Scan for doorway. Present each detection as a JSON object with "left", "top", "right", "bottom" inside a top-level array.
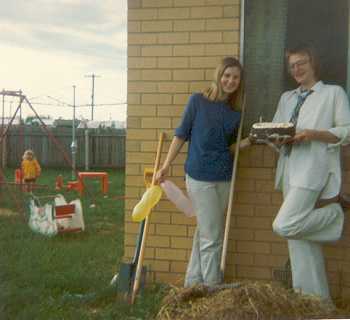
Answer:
[{"left": 244, "top": 0, "right": 349, "bottom": 130}]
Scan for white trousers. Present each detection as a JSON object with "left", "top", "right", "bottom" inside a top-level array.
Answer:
[
  {"left": 184, "top": 175, "right": 230, "bottom": 287},
  {"left": 273, "top": 161, "right": 344, "bottom": 299}
]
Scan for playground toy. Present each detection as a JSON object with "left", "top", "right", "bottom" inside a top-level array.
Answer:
[
  {"left": 78, "top": 171, "right": 109, "bottom": 195},
  {"left": 55, "top": 171, "right": 109, "bottom": 196},
  {"left": 15, "top": 168, "right": 23, "bottom": 184},
  {"left": 55, "top": 174, "right": 82, "bottom": 193},
  {"left": 54, "top": 194, "right": 85, "bottom": 233},
  {"left": 28, "top": 194, "right": 85, "bottom": 236},
  {"left": 13, "top": 168, "right": 48, "bottom": 192}
]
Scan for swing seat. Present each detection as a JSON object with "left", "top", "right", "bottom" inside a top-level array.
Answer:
[
  {"left": 54, "top": 195, "right": 85, "bottom": 233},
  {"left": 55, "top": 204, "right": 76, "bottom": 219}
]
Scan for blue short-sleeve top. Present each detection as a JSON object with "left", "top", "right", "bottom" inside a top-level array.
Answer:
[{"left": 175, "top": 93, "right": 241, "bottom": 181}]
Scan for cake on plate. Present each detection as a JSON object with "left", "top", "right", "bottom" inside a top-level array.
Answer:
[{"left": 249, "top": 122, "right": 295, "bottom": 144}]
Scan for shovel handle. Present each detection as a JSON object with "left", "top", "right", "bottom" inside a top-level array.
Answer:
[
  {"left": 131, "top": 131, "right": 165, "bottom": 304},
  {"left": 131, "top": 220, "right": 145, "bottom": 265},
  {"left": 220, "top": 95, "right": 246, "bottom": 275}
]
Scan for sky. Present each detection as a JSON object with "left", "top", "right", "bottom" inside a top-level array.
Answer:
[{"left": 0, "top": 0, "right": 127, "bottom": 123}]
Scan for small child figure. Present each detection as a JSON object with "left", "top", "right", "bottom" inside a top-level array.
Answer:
[{"left": 21, "top": 149, "right": 41, "bottom": 192}]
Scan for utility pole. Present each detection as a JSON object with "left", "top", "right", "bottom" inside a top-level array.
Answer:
[
  {"left": 9, "top": 101, "right": 13, "bottom": 118},
  {"left": 1, "top": 92, "right": 4, "bottom": 168},
  {"left": 71, "top": 85, "right": 77, "bottom": 180},
  {"left": 85, "top": 73, "right": 100, "bottom": 121},
  {"left": 2, "top": 91, "right": 4, "bottom": 128}
]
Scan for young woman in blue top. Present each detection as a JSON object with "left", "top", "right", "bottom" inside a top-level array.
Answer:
[{"left": 156, "top": 57, "right": 250, "bottom": 287}]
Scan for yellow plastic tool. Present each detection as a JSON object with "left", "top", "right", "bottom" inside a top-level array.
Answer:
[
  {"left": 143, "top": 168, "right": 154, "bottom": 188},
  {"left": 132, "top": 185, "right": 162, "bottom": 222}
]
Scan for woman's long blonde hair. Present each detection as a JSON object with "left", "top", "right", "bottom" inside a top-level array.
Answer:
[{"left": 202, "top": 56, "right": 244, "bottom": 112}]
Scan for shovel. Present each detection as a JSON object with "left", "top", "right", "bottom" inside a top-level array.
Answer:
[
  {"left": 116, "top": 220, "right": 147, "bottom": 301},
  {"left": 116, "top": 132, "right": 165, "bottom": 302},
  {"left": 130, "top": 131, "right": 165, "bottom": 304}
]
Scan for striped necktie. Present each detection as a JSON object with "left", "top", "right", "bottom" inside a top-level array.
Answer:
[{"left": 284, "top": 89, "right": 313, "bottom": 156}]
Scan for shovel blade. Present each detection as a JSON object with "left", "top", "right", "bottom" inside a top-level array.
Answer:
[{"left": 116, "top": 262, "right": 147, "bottom": 301}]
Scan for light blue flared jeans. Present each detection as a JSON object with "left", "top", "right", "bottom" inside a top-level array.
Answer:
[{"left": 184, "top": 175, "right": 230, "bottom": 287}]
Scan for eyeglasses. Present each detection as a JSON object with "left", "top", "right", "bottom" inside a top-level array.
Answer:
[{"left": 288, "top": 59, "right": 309, "bottom": 71}]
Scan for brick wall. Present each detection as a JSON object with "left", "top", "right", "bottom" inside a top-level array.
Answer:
[{"left": 126, "top": 0, "right": 350, "bottom": 299}]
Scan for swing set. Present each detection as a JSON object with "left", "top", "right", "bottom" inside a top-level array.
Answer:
[{"left": 0, "top": 90, "right": 92, "bottom": 233}]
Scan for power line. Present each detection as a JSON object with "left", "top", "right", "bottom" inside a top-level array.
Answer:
[
  {"left": 30, "top": 101, "right": 126, "bottom": 108},
  {"left": 29, "top": 102, "right": 71, "bottom": 107},
  {"left": 75, "top": 103, "right": 127, "bottom": 107},
  {"left": 47, "top": 95, "right": 72, "bottom": 106}
]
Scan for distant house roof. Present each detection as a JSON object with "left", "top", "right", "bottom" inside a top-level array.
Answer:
[
  {"left": 0, "top": 117, "right": 21, "bottom": 125},
  {"left": 54, "top": 119, "right": 73, "bottom": 127},
  {"left": 77, "top": 120, "right": 126, "bottom": 129},
  {"left": 25, "top": 116, "right": 55, "bottom": 126},
  {"left": 77, "top": 120, "right": 99, "bottom": 129}
]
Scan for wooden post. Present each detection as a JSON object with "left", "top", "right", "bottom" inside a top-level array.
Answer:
[{"left": 220, "top": 95, "right": 246, "bottom": 276}]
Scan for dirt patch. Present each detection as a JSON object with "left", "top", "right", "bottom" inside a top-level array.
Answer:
[{"left": 156, "top": 282, "right": 346, "bottom": 320}]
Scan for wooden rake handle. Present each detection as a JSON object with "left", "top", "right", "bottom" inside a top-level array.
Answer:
[
  {"left": 220, "top": 95, "right": 247, "bottom": 275},
  {"left": 131, "top": 131, "right": 165, "bottom": 304}
]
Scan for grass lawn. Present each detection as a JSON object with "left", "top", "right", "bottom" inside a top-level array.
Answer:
[{"left": 0, "top": 168, "right": 165, "bottom": 320}]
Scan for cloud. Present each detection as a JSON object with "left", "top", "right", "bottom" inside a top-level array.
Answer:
[
  {"left": 0, "top": 43, "right": 127, "bottom": 121},
  {"left": 0, "top": 0, "right": 127, "bottom": 69},
  {"left": 0, "top": 0, "right": 127, "bottom": 29},
  {"left": 0, "top": 1, "right": 127, "bottom": 121}
]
